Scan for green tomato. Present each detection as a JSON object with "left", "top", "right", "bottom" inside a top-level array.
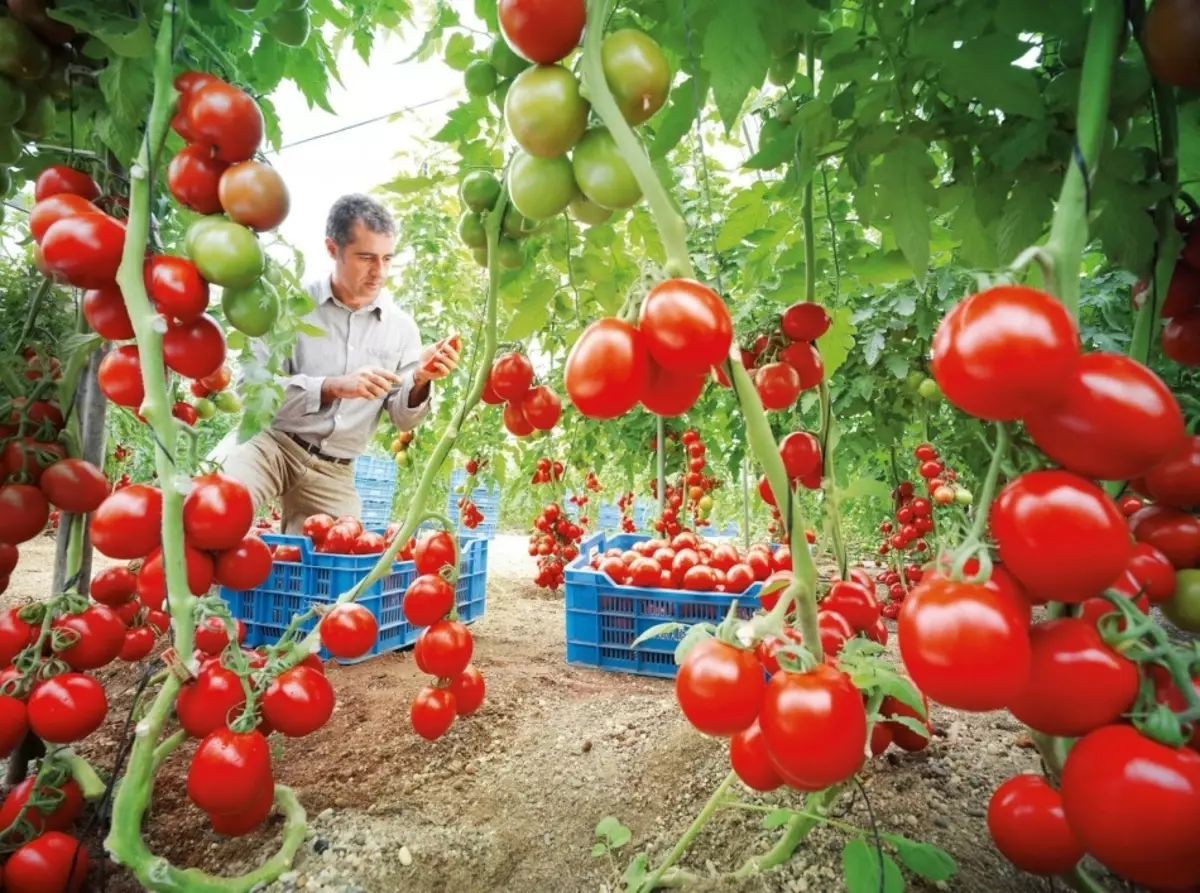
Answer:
[
  {"left": 459, "top": 170, "right": 501, "bottom": 214},
  {"left": 395, "top": 450, "right": 409, "bottom": 467},
  {"left": 767, "top": 52, "right": 798, "bottom": 88},
  {"left": 569, "top": 194, "right": 614, "bottom": 226},
  {"left": 188, "top": 220, "right": 265, "bottom": 288},
  {"left": 571, "top": 128, "right": 641, "bottom": 210},
  {"left": 471, "top": 247, "right": 489, "bottom": 268},
  {"left": 759, "top": 116, "right": 784, "bottom": 145},
  {"left": 496, "top": 237, "right": 524, "bottom": 270},
  {"left": 698, "top": 495, "right": 713, "bottom": 511},
  {"left": 222, "top": 279, "right": 281, "bottom": 337},
  {"left": 955, "top": 488, "right": 974, "bottom": 506},
  {"left": 1111, "top": 57, "right": 1151, "bottom": 110},
  {"left": 489, "top": 37, "right": 531, "bottom": 79},
  {"left": 184, "top": 216, "right": 228, "bottom": 258},
  {"left": 193, "top": 397, "right": 216, "bottom": 420},
  {"left": 508, "top": 151, "right": 576, "bottom": 221},
  {"left": 918, "top": 378, "right": 940, "bottom": 400},
  {"left": 767, "top": 29, "right": 801, "bottom": 58},
  {"left": 464, "top": 60, "right": 498, "bottom": 97},
  {"left": 213, "top": 390, "right": 242, "bottom": 413},
  {"left": 0, "top": 75, "right": 26, "bottom": 127},
  {"left": 0, "top": 19, "right": 51, "bottom": 81},
  {"left": 491, "top": 77, "right": 512, "bottom": 113},
  {"left": 14, "top": 90, "right": 53, "bottom": 140},
  {"left": 906, "top": 370, "right": 924, "bottom": 390},
  {"left": 601, "top": 29, "right": 671, "bottom": 126},
  {"left": 776, "top": 97, "right": 797, "bottom": 124},
  {"left": 502, "top": 205, "right": 535, "bottom": 240},
  {"left": 262, "top": 258, "right": 284, "bottom": 287},
  {"left": 458, "top": 211, "right": 488, "bottom": 249},
  {"left": 0, "top": 127, "right": 22, "bottom": 166},
  {"left": 264, "top": 8, "right": 311, "bottom": 47},
  {"left": 505, "top": 65, "right": 589, "bottom": 158},
  {"left": 1163, "top": 570, "right": 1200, "bottom": 634}
]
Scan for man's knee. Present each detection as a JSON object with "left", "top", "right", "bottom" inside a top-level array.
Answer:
[{"left": 221, "top": 431, "right": 284, "bottom": 509}]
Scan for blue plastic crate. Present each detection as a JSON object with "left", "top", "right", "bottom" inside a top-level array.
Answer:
[
  {"left": 359, "top": 495, "right": 392, "bottom": 528},
  {"left": 355, "top": 478, "right": 395, "bottom": 500},
  {"left": 564, "top": 532, "right": 769, "bottom": 678},
  {"left": 225, "top": 532, "right": 488, "bottom": 664},
  {"left": 354, "top": 455, "right": 397, "bottom": 483}
]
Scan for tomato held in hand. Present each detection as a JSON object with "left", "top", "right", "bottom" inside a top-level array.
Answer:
[
  {"left": 674, "top": 637, "right": 764, "bottom": 737},
  {"left": 988, "top": 774, "right": 1084, "bottom": 876},
  {"left": 564, "top": 317, "right": 651, "bottom": 419},
  {"left": 411, "top": 685, "right": 457, "bottom": 740},
  {"left": 729, "top": 719, "right": 784, "bottom": 792},
  {"left": 498, "top": 0, "right": 585, "bottom": 64},
  {"left": 262, "top": 665, "right": 335, "bottom": 737},
  {"left": 639, "top": 278, "right": 733, "bottom": 376}
]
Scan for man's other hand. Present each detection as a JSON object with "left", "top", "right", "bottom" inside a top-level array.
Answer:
[
  {"left": 324, "top": 367, "right": 402, "bottom": 400},
  {"left": 415, "top": 338, "right": 461, "bottom": 386}
]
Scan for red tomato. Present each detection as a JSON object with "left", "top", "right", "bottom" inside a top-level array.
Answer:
[
  {"left": 34, "top": 165, "right": 100, "bottom": 203},
  {"left": 564, "top": 318, "right": 651, "bottom": 419},
  {"left": 498, "top": 0, "right": 585, "bottom": 64},
  {"left": 779, "top": 341, "right": 824, "bottom": 390},
  {"left": 0, "top": 696, "right": 27, "bottom": 758},
  {"left": 91, "top": 485, "right": 163, "bottom": 560},
  {"left": 1060, "top": 725, "right": 1200, "bottom": 889},
  {"left": 183, "top": 473, "right": 254, "bottom": 551},
  {"left": 448, "top": 665, "right": 485, "bottom": 716},
  {"left": 1127, "top": 543, "right": 1180, "bottom": 603},
  {"left": 682, "top": 564, "right": 717, "bottom": 591},
  {"left": 503, "top": 400, "right": 534, "bottom": 437},
  {"left": 167, "top": 144, "right": 229, "bottom": 213},
  {"left": 186, "top": 81, "right": 264, "bottom": 163},
  {"left": 411, "top": 685, "right": 457, "bottom": 740},
  {"left": 779, "top": 432, "right": 821, "bottom": 480},
  {"left": 626, "top": 556, "right": 662, "bottom": 587},
  {"left": 0, "top": 776, "right": 83, "bottom": 835},
  {"left": 821, "top": 581, "right": 881, "bottom": 632},
  {"left": 193, "top": 616, "right": 246, "bottom": 656},
  {"left": 163, "top": 313, "right": 227, "bottom": 381},
  {"left": 881, "top": 693, "right": 930, "bottom": 751},
  {"left": 987, "top": 774, "right": 1084, "bottom": 876},
  {"left": 674, "top": 638, "right": 764, "bottom": 736},
  {"left": 521, "top": 385, "right": 563, "bottom": 430},
  {"left": 208, "top": 780, "right": 274, "bottom": 837},
  {"left": 38, "top": 459, "right": 109, "bottom": 514},
  {"left": 27, "top": 673, "right": 108, "bottom": 743},
  {"left": 897, "top": 578, "right": 1032, "bottom": 711},
  {"left": 780, "top": 301, "right": 831, "bottom": 342},
  {"left": 932, "top": 285, "right": 1079, "bottom": 421},
  {"left": 0, "top": 484, "right": 48, "bottom": 545},
  {"left": 119, "top": 626, "right": 157, "bottom": 662},
  {"left": 40, "top": 213, "right": 126, "bottom": 289},
  {"left": 754, "top": 362, "right": 802, "bottom": 410},
  {"left": 302, "top": 513, "right": 336, "bottom": 545},
  {"left": 29, "top": 193, "right": 101, "bottom": 244},
  {"left": 1162, "top": 310, "right": 1200, "bottom": 367},
  {"left": 816, "top": 610, "right": 854, "bottom": 658},
  {"left": 725, "top": 563, "right": 755, "bottom": 593},
  {"left": 96, "top": 344, "right": 149, "bottom": 409},
  {"left": 758, "top": 664, "right": 866, "bottom": 790},
  {"left": 171, "top": 70, "right": 220, "bottom": 139},
  {"left": 214, "top": 535, "right": 273, "bottom": 591},
  {"left": 262, "top": 666, "right": 335, "bottom": 737},
  {"left": 273, "top": 544, "right": 302, "bottom": 563},
  {"left": 175, "top": 665, "right": 247, "bottom": 738},
  {"left": 5, "top": 831, "right": 89, "bottom": 893},
  {"left": 1130, "top": 505, "right": 1200, "bottom": 570},
  {"left": 989, "top": 470, "right": 1131, "bottom": 603},
  {"left": 1144, "top": 435, "right": 1200, "bottom": 510},
  {"left": 415, "top": 531, "right": 457, "bottom": 575},
  {"left": 89, "top": 567, "right": 137, "bottom": 606},
  {"left": 744, "top": 550, "right": 772, "bottom": 581},
  {"left": 403, "top": 574, "right": 455, "bottom": 626},
  {"left": 187, "top": 728, "right": 273, "bottom": 815},
  {"left": 729, "top": 719, "right": 784, "bottom": 792},
  {"left": 489, "top": 352, "right": 534, "bottom": 402},
  {"left": 319, "top": 603, "right": 379, "bottom": 659},
  {"left": 136, "top": 544, "right": 215, "bottom": 609},
  {"left": 82, "top": 284, "right": 135, "bottom": 340},
  {"left": 145, "top": 255, "right": 210, "bottom": 323},
  {"left": 598, "top": 556, "right": 628, "bottom": 584},
  {"left": 414, "top": 621, "right": 474, "bottom": 679},
  {"left": 640, "top": 358, "right": 706, "bottom": 417},
  {"left": 639, "top": 278, "right": 733, "bottom": 376},
  {"left": 1151, "top": 666, "right": 1200, "bottom": 751},
  {"left": 51, "top": 605, "right": 126, "bottom": 671}
]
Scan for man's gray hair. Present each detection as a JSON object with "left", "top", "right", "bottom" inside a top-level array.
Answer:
[{"left": 325, "top": 194, "right": 396, "bottom": 249}]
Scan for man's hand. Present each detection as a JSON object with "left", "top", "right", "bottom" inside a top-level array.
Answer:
[
  {"left": 322, "top": 367, "right": 402, "bottom": 402},
  {"left": 414, "top": 336, "right": 462, "bottom": 387}
]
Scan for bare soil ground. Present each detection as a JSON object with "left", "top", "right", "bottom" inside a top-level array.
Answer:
[{"left": 5, "top": 533, "right": 1122, "bottom": 893}]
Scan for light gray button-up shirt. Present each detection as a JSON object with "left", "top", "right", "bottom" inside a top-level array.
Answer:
[{"left": 263, "top": 276, "right": 432, "bottom": 459}]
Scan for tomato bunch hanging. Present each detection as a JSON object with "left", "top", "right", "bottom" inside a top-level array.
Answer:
[
  {"left": 734, "top": 300, "right": 831, "bottom": 410},
  {"left": 482, "top": 350, "right": 563, "bottom": 437},
  {"left": 529, "top": 455, "right": 564, "bottom": 485},
  {"left": 529, "top": 501, "right": 585, "bottom": 590},
  {"left": 1134, "top": 214, "right": 1200, "bottom": 367},
  {"left": 649, "top": 429, "right": 724, "bottom": 535}
]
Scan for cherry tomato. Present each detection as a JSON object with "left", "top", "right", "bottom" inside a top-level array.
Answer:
[
  {"left": 414, "top": 531, "right": 457, "bottom": 575},
  {"left": 498, "top": 0, "right": 585, "bottom": 64},
  {"left": 82, "top": 284, "right": 135, "bottom": 340},
  {"left": 27, "top": 673, "right": 108, "bottom": 743},
  {"left": 163, "top": 313, "right": 227, "bottom": 381},
  {"left": 411, "top": 685, "right": 457, "bottom": 740},
  {"left": 403, "top": 574, "right": 455, "bottom": 627},
  {"left": 34, "top": 165, "right": 99, "bottom": 203},
  {"left": 1127, "top": 542, "right": 1179, "bottom": 603},
  {"left": 519, "top": 384, "right": 562, "bottom": 430},
  {"left": 779, "top": 432, "right": 821, "bottom": 480},
  {"left": 262, "top": 665, "right": 335, "bottom": 737},
  {"left": 187, "top": 727, "right": 273, "bottom": 814},
  {"left": 638, "top": 278, "right": 733, "bottom": 376},
  {"left": 489, "top": 352, "right": 534, "bottom": 401},
  {"left": 96, "top": 344, "right": 149, "bottom": 408},
  {"left": 988, "top": 774, "right": 1084, "bottom": 875},
  {"left": 1130, "top": 505, "right": 1200, "bottom": 570},
  {"left": 414, "top": 620, "right": 473, "bottom": 679},
  {"left": 781, "top": 301, "right": 831, "bottom": 342},
  {"left": 564, "top": 318, "right": 651, "bottom": 419},
  {"left": 503, "top": 400, "right": 534, "bottom": 437},
  {"left": 729, "top": 719, "right": 784, "bottom": 792},
  {"left": 448, "top": 665, "right": 485, "bottom": 716},
  {"left": 780, "top": 341, "right": 825, "bottom": 390},
  {"left": 183, "top": 473, "right": 253, "bottom": 551},
  {"left": 674, "top": 638, "right": 764, "bottom": 736},
  {"left": 168, "top": 144, "right": 228, "bottom": 213}
]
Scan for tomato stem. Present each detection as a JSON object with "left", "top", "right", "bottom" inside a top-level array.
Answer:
[
  {"left": 1060, "top": 863, "right": 1114, "bottom": 893},
  {"left": 740, "top": 452, "right": 751, "bottom": 550},
  {"left": 59, "top": 748, "right": 106, "bottom": 800},
  {"left": 947, "top": 422, "right": 1008, "bottom": 579},
  {"left": 734, "top": 784, "right": 846, "bottom": 877},
  {"left": 642, "top": 770, "right": 737, "bottom": 889},
  {"left": 580, "top": 0, "right": 693, "bottom": 280}
]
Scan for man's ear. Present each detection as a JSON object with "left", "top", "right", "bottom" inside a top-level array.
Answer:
[{"left": 325, "top": 237, "right": 338, "bottom": 260}]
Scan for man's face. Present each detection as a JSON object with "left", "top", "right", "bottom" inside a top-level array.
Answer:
[{"left": 327, "top": 221, "right": 396, "bottom": 302}]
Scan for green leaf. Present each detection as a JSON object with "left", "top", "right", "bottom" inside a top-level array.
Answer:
[
  {"left": 590, "top": 842, "right": 607, "bottom": 858},
  {"left": 608, "top": 826, "right": 632, "bottom": 849},
  {"left": 763, "top": 808, "right": 792, "bottom": 829},
  {"left": 623, "top": 853, "right": 649, "bottom": 893},
  {"left": 837, "top": 476, "right": 892, "bottom": 502},
  {"left": 96, "top": 53, "right": 154, "bottom": 162},
  {"left": 888, "top": 715, "right": 932, "bottom": 741},
  {"left": 716, "top": 184, "right": 771, "bottom": 252},
  {"left": 444, "top": 33, "right": 477, "bottom": 71},
  {"left": 997, "top": 168, "right": 1056, "bottom": 264},
  {"left": 49, "top": 1, "right": 153, "bottom": 56},
  {"left": 793, "top": 99, "right": 836, "bottom": 186},
  {"left": 745, "top": 119, "right": 800, "bottom": 171},
  {"left": 949, "top": 189, "right": 999, "bottom": 270},
  {"left": 873, "top": 672, "right": 927, "bottom": 716},
  {"left": 936, "top": 36, "right": 1046, "bottom": 120},
  {"left": 595, "top": 816, "right": 622, "bottom": 838},
  {"left": 702, "top": 1, "right": 771, "bottom": 133},
  {"left": 876, "top": 137, "right": 935, "bottom": 285},
  {"left": 380, "top": 173, "right": 444, "bottom": 195},
  {"left": 474, "top": 0, "right": 498, "bottom": 31},
  {"left": 1093, "top": 176, "right": 1168, "bottom": 276},
  {"left": 994, "top": 0, "right": 1087, "bottom": 41},
  {"left": 881, "top": 833, "right": 958, "bottom": 882},
  {"left": 991, "top": 121, "right": 1052, "bottom": 175},
  {"left": 630, "top": 621, "right": 686, "bottom": 648},
  {"left": 647, "top": 74, "right": 708, "bottom": 161},
  {"left": 399, "top": 0, "right": 459, "bottom": 64},
  {"left": 432, "top": 101, "right": 484, "bottom": 143},
  {"left": 674, "top": 622, "right": 715, "bottom": 665},
  {"left": 815, "top": 306, "right": 856, "bottom": 379},
  {"left": 883, "top": 352, "right": 908, "bottom": 379},
  {"left": 843, "top": 839, "right": 905, "bottom": 893}
]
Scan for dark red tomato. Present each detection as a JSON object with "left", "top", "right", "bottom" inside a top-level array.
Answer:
[
  {"left": 521, "top": 384, "right": 562, "bottom": 430},
  {"left": 755, "top": 362, "right": 802, "bottom": 410},
  {"left": 1127, "top": 543, "right": 1179, "bottom": 603},
  {"left": 414, "top": 531, "right": 457, "bottom": 575},
  {"left": 816, "top": 610, "right": 854, "bottom": 658},
  {"left": 321, "top": 523, "right": 358, "bottom": 555},
  {"left": 137, "top": 544, "right": 215, "bottom": 610},
  {"left": 639, "top": 278, "right": 733, "bottom": 376},
  {"left": 1, "top": 438, "right": 62, "bottom": 487},
  {"left": 758, "top": 664, "right": 866, "bottom": 791},
  {"left": 871, "top": 722, "right": 893, "bottom": 756},
  {"left": 411, "top": 685, "right": 457, "bottom": 740},
  {"left": 172, "top": 401, "right": 200, "bottom": 427},
  {"left": 0, "top": 543, "right": 16, "bottom": 579},
  {"left": 449, "top": 665, "right": 485, "bottom": 716},
  {"left": 488, "top": 352, "right": 534, "bottom": 402},
  {"left": 111, "top": 599, "right": 142, "bottom": 627},
  {"left": 503, "top": 400, "right": 534, "bottom": 437},
  {"left": 34, "top": 165, "right": 100, "bottom": 203},
  {"left": 403, "top": 574, "right": 455, "bottom": 626},
  {"left": 27, "top": 673, "right": 108, "bottom": 743},
  {"left": 1023, "top": 352, "right": 1184, "bottom": 481},
  {"left": 598, "top": 556, "right": 628, "bottom": 584},
  {"left": 29, "top": 193, "right": 101, "bottom": 244},
  {"left": 186, "top": 81, "right": 264, "bottom": 163},
  {"left": 168, "top": 144, "right": 228, "bottom": 213},
  {"left": 302, "top": 513, "right": 336, "bottom": 545},
  {"left": 779, "top": 341, "right": 825, "bottom": 390},
  {"left": 194, "top": 616, "right": 245, "bottom": 656},
  {"left": 187, "top": 728, "right": 273, "bottom": 815},
  {"left": 481, "top": 379, "right": 504, "bottom": 405},
  {"left": 145, "top": 255, "right": 210, "bottom": 323},
  {"left": 848, "top": 567, "right": 874, "bottom": 591},
  {"left": 1060, "top": 725, "right": 1200, "bottom": 889},
  {"left": 51, "top": 605, "right": 126, "bottom": 671},
  {"left": 146, "top": 609, "right": 170, "bottom": 635},
  {"left": 779, "top": 432, "right": 821, "bottom": 480},
  {"left": 868, "top": 617, "right": 888, "bottom": 645},
  {"left": 626, "top": 557, "right": 661, "bottom": 587},
  {"left": 988, "top": 774, "right": 1084, "bottom": 876},
  {"left": 89, "top": 567, "right": 136, "bottom": 606},
  {"left": 640, "top": 358, "right": 706, "bottom": 417},
  {"left": 96, "top": 344, "right": 147, "bottom": 408},
  {"left": 0, "top": 484, "right": 50, "bottom": 545},
  {"left": 498, "top": 0, "right": 585, "bottom": 64},
  {"left": 183, "top": 473, "right": 253, "bottom": 551},
  {"left": 564, "top": 318, "right": 651, "bottom": 419},
  {"left": 262, "top": 665, "right": 335, "bottom": 737},
  {"left": 82, "top": 284, "right": 135, "bottom": 340},
  {"left": 990, "top": 470, "right": 1131, "bottom": 603},
  {"left": 744, "top": 550, "right": 772, "bottom": 581},
  {"left": 273, "top": 544, "right": 302, "bottom": 563},
  {"left": 1162, "top": 310, "right": 1200, "bottom": 367},
  {"left": 175, "top": 665, "right": 246, "bottom": 738},
  {"left": 821, "top": 581, "right": 880, "bottom": 632},
  {"left": 163, "top": 313, "right": 226, "bottom": 381},
  {"left": 682, "top": 564, "right": 717, "bottom": 591},
  {"left": 0, "top": 776, "right": 83, "bottom": 836},
  {"left": 1130, "top": 505, "right": 1200, "bottom": 570},
  {"left": 1151, "top": 666, "right": 1200, "bottom": 751},
  {"left": 0, "top": 696, "right": 26, "bottom": 757},
  {"left": 214, "top": 535, "right": 272, "bottom": 591},
  {"left": 172, "top": 70, "right": 220, "bottom": 140},
  {"left": 881, "top": 693, "right": 930, "bottom": 751},
  {"left": 118, "top": 626, "right": 156, "bottom": 662},
  {"left": 931, "top": 285, "right": 1080, "bottom": 421},
  {"left": 674, "top": 638, "right": 764, "bottom": 736},
  {"left": 897, "top": 578, "right": 1031, "bottom": 712},
  {"left": 725, "top": 563, "right": 755, "bottom": 594},
  {"left": 729, "top": 719, "right": 784, "bottom": 792},
  {"left": 38, "top": 459, "right": 109, "bottom": 514},
  {"left": 1120, "top": 494, "right": 1145, "bottom": 515},
  {"left": 5, "top": 831, "right": 89, "bottom": 893},
  {"left": 207, "top": 780, "right": 273, "bottom": 837},
  {"left": 1007, "top": 619, "right": 1138, "bottom": 737},
  {"left": 1144, "top": 435, "right": 1200, "bottom": 510},
  {"left": 414, "top": 620, "right": 474, "bottom": 679},
  {"left": 40, "top": 213, "right": 126, "bottom": 289},
  {"left": 781, "top": 301, "right": 831, "bottom": 342}
]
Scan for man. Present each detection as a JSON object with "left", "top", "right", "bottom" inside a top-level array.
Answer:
[{"left": 222, "top": 194, "right": 459, "bottom": 534}]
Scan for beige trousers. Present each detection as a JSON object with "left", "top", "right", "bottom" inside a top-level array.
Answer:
[{"left": 221, "top": 429, "right": 361, "bottom": 535}]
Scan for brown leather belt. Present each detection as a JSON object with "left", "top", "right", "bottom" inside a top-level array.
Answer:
[{"left": 286, "top": 432, "right": 353, "bottom": 465}]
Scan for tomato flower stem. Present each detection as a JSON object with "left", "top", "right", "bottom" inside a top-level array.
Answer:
[
  {"left": 642, "top": 770, "right": 737, "bottom": 889},
  {"left": 580, "top": 0, "right": 693, "bottom": 280}
]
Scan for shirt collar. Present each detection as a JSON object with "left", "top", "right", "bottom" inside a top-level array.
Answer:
[{"left": 319, "top": 276, "right": 386, "bottom": 318}]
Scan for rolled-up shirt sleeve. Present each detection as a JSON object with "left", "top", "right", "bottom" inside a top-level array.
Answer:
[
  {"left": 384, "top": 317, "right": 432, "bottom": 432},
  {"left": 249, "top": 338, "right": 326, "bottom": 421}
]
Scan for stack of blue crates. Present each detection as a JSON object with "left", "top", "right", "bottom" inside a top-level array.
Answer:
[
  {"left": 447, "top": 468, "right": 500, "bottom": 539},
  {"left": 595, "top": 498, "right": 656, "bottom": 532},
  {"left": 353, "top": 455, "right": 396, "bottom": 528}
]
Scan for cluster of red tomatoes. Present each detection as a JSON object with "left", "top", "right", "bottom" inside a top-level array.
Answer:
[
  {"left": 648, "top": 429, "right": 724, "bottom": 535},
  {"left": 454, "top": 457, "right": 490, "bottom": 531},
  {"left": 529, "top": 455, "right": 565, "bottom": 485},
  {"left": 615, "top": 490, "right": 639, "bottom": 533},
  {"left": 482, "top": 351, "right": 562, "bottom": 437},
  {"left": 1136, "top": 213, "right": 1199, "bottom": 367},
  {"left": 874, "top": 563, "right": 924, "bottom": 620},
  {"left": 895, "top": 283, "right": 1200, "bottom": 889},
  {"left": 403, "top": 531, "right": 485, "bottom": 741},
  {"left": 736, "top": 301, "right": 830, "bottom": 410},
  {"left": 529, "top": 502, "right": 585, "bottom": 590},
  {"left": 589, "top": 531, "right": 792, "bottom": 594}
]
